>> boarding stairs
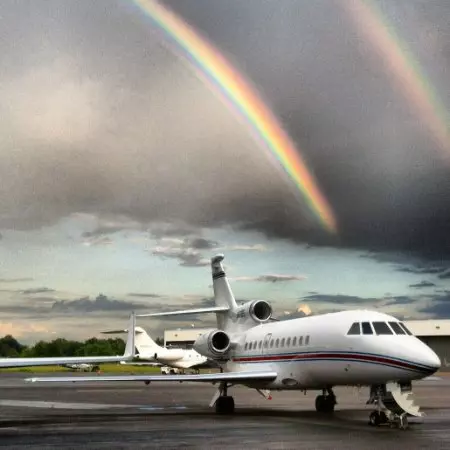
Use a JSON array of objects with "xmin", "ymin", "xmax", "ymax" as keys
[{"xmin": 381, "ymin": 382, "xmax": 423, "ymax": 418}]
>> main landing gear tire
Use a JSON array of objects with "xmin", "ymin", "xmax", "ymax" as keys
[
  {"xmin": 215, "ymin": 396, "xmax": 235, "ymax": 415},
  {"xmin": 315, "ymin": 395, "xmax": 335, "ymax": 413},
  {"xmin": 368, "ymin": 411, "xmax": 388, "ymax": 426}
]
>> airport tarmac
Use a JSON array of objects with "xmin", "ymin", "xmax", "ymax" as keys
[{"xmin": 0, "ymin": 373, "xmax": 449, "ymax": 449}]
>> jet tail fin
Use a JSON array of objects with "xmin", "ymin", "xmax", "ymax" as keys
[
  {"xmin": 123, "ymin": 312, "xmax": 136, "ymax": 358},
  {"xmin": 136, "ymin": 254, "xmax": 236, "ymax": 330}
]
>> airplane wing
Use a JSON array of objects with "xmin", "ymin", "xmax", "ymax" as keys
[
  {"xmin": 25, "ymin": 370, "xmax": 277, "ymax": 384},
  {"xmin": 0, "ymin": 313, "xmax": 136, "ymax": 369}
]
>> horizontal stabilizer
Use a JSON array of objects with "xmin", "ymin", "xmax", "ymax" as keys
[
  {"xmin": 101, "ymin": 327, "xmax": 144, "ymax": 335},
  {"xmin": 137, "ymin": 306, "xmax": 229, "ymax": 318},
  {"xmin": 25, "ymin": 370, "xmax": 277, "ymax": 384}
]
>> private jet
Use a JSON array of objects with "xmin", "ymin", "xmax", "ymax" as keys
[
  {"xmin": 102, "ymin": 326, "xmax": 209, "ymax": 374},
  {"xmin": 26, "ymin": 255, "xmax": 440, "ymax": 429}
]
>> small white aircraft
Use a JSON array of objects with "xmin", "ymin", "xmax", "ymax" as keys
[
  {"xmin": 62, "ymin": 363, "xmax": 98, "ymax": 372},
  {"xmin": 102, "ymin": 326, "xmax": 208, "ymax": 373},
  {"xmin": 26, "ymin": 255, "xmax": 440, "ymax": 429},
  {"xmin": 0, "ymin": 314, "xmax": 135, "ymax": 369}
]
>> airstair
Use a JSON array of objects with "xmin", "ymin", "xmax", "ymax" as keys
[
  {"xmin": 366, "ymin": 381, "xmax": 423, "ymax": 428},
  {"xmin": 382, "ymin": 382, "xmax": 423, "ymax": 418}
]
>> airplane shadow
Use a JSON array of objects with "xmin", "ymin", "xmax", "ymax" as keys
[{"xmin": 0, "ymin": 407, "xmax": 426, "ymax": 430}]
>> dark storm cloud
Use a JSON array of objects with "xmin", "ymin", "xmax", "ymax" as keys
[
  {"xmin": 384, "ymin": 296, "xmax": 415, "ymax": 306},
  {"xmin": 128, "ymin": 292, "xmax": 161, "ymax": 299},
  {"xmin": 0, "ymin": 278, "xmax": 33, "ymax": 283},
  {"xmin": 235, "ymin": 274, "xmax": 306, "ymax": 283},
  {"xmin": 304, "ymin": 294, "xmax": 379, "ymax": 304},
  {"xmin": 187, "ymin": 238, "xmax": 219, "ymax": 250},
  {"xmin": 409, "ymin": 281, "xmax": 436, "ymax": 288},
  {"xmin": 419, "ymin": 293, "xmax": 450, "ymax": 318},
  {"xmin": 50, "ymin": 294, "xmax": 146, "ymax": 313},
  {"xmin": 1, "ymin": 0, "xmax": 450, "ymax": 261},
  {"xmin": 399, "ymin": 266, "xmax": 448, "ymax": 275},
  {"xmin": 21, "ymin": 287, "xmax": 55, "ymax": 295},
  {"xmin": 438, "ymin": 271, "xmax": 450, "ymax": 279}
]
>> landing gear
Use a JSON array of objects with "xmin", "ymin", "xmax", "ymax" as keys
[
  {"xmin": 367, "ymin": 384, "xmax": 409, "ymax": 430},
  {"xmin": 215, "ymin": 395, "xmax": 235, "ymax": 414},
  {"xmin": 212, "ymin": 382, "xmax": 235, "ymax": 415},
  {"xmin": 315, "ymin": 388, "xmax": 336, "ymax": 413},
  {"xmin": 369, "ymin": 410, "xmax": 388, "ymax": 426}
]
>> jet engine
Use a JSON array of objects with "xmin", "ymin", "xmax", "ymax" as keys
[
  {"xmin": 193, "ymin": 329, "xmax": 231, "ymax": 359},
  {"xmin": 239, "ymin": 299, "xmax": 273, "ymax": 323}
]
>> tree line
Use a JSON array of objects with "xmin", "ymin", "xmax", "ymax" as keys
[{"xmin": 0, "ymin": 335, "xmax": 164, "ymax": 358}]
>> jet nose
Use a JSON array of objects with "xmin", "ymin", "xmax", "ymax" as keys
[{"xmin": 422, "ymin": 347, "xmax": 441, "ymax": 374}]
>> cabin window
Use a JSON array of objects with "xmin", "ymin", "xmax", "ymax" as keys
[
  {"xmin": 389, "ymin": 321, "xmax": 405, "ymax": 335},
  {"xmin": 361, "ymin": 322, "xmax": 373, "ymax": 335},
  {"xmin": 270, "ymin": 339, "xmax": 274, "ymax": 348},
  {"xmin": 263, "ymin": 340, "xmax": 268, "ymax": 348},
  {"xmin": 281, "ymin": 338, "xmax": 285, "ymax": 347},
  {"xmin": 372, "ymin": 321, "xmax": 393, "ymax": 335},
  {"xmin": 305, "ymin": 335, "xmax": 310, "ymax": 345},
  {"xmin": 275, "ymin": 338, "xmax": 279, "ymax": 348},
  {"xmin": 258, "ymin": 341, "xmax": 262, "ymax": 349},
  {"xmin": 399, "ymin": 323, "xmax": 413, "ymax": 335},
  {"xmin": 292, "ymin": 337, "xmax": 297, "ymax": 346},
  {"xmin": 347, "ymin": 322, "xmax": 360, "ymax": 335},
  {"xmin": 286, "ymin": 337, "xmax": 291, "ymax": 347},
  {"xmin": 245, "ymin": 343, "xmax": 248, "ymax": 350},
  {"xmin": 299, "ymin": 336, "xmax": 303, "ymax": 346}
]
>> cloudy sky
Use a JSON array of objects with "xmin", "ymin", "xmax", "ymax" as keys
[{"xmin": 1, "ymin": 0, "xmax": 450, "ymax": 343}]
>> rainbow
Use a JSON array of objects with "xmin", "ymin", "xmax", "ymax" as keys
[
  {"xmin": 341, "ymin": 0, "xmax": 450, "ymax": 157},
  {"xmin": 131, "ymin": 0, "xmax": 337, "ymax": 233}
]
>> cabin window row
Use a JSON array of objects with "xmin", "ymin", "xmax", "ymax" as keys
[
  {"xmin": 244, "ymin": 335, "xmax": 310, "ymax": 351},
  {"xmin": 347, "ymin": 321, "xmax": 412, "ymax": 336}
]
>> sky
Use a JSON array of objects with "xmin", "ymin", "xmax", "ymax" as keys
[{"xmin": 1, "ymin": 0, "xmax": 450, "ymax": 343}]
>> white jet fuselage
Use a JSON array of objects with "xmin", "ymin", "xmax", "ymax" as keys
[
  {"xmin": 221, "ymin": 310, "xmax": 440, "ymax": 389},
  {"xmin": 137, "ymin": 348, "xmax": 207, "ymax": 369}
]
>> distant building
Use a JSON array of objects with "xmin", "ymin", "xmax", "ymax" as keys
[
  {"xmin": 164, "ymin": 328, "xmax": 214, "ymax": 349},
  {"xmin": 404, "ymin": 319, "xmax": 450, "ymax": 371}
]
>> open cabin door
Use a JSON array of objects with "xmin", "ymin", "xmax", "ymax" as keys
[{"xmin": 262, "ymin": 333, "xmax": 272, "ymax": 355}]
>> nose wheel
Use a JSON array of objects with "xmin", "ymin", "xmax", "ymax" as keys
[{"xmin": 369, "ymin": 411, "xmax": 388, "ymax": 426}]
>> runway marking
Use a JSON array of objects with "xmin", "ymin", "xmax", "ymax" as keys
[
  {"xmin": 139, "ymin": 406, "xmax": 188, "ymax": 411},
  {"xmin": 0, "ymin": 400, "xmax": 132, "ymax": 410},
  {"xmin": 76, "ymin": 389, "xmax": 145, "ymax": 393}
]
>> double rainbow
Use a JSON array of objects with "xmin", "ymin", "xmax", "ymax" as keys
[{"xmin": 342, "ymin": 0, "xmax": 450, "ymax": 157}]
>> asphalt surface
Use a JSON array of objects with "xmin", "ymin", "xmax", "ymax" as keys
[{"xmin": 0, "ymin": 373, "xmax": 448, "ymax": 449}]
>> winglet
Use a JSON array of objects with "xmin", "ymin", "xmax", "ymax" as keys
[{"xmin": 123, "ymin": 312, "xmax": 136, "ymax": 358}]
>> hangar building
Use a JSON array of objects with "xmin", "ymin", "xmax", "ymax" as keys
[
  {"xmin": 164, "ymin": 328, "xmax": 214, "ymax": 349},
  {"xmin": 404, "ymin": 319, "xmax": 450, "ymax": 371},
  {"xmin": 165, "ymin": 320, "xmax": 450, "ymax": 371}
]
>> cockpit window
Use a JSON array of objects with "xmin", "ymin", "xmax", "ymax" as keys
[
  {"xmin": 399, "ymin": 322, "xmax": 413, "ymax": 335},
  {"xmin": 361, "ymin": 322, "xmax": 373, "ymax": 335},
  {"xmin": 347, "ymin": 322, "xmax": 360, "ymax": 335},
  {"xmin": 389, "ymin": 321, "xmax": 406, "ymax": 335},
  {"xmin": 372, "ymin": 321, "xmax": 393, "ymax": 335}
]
